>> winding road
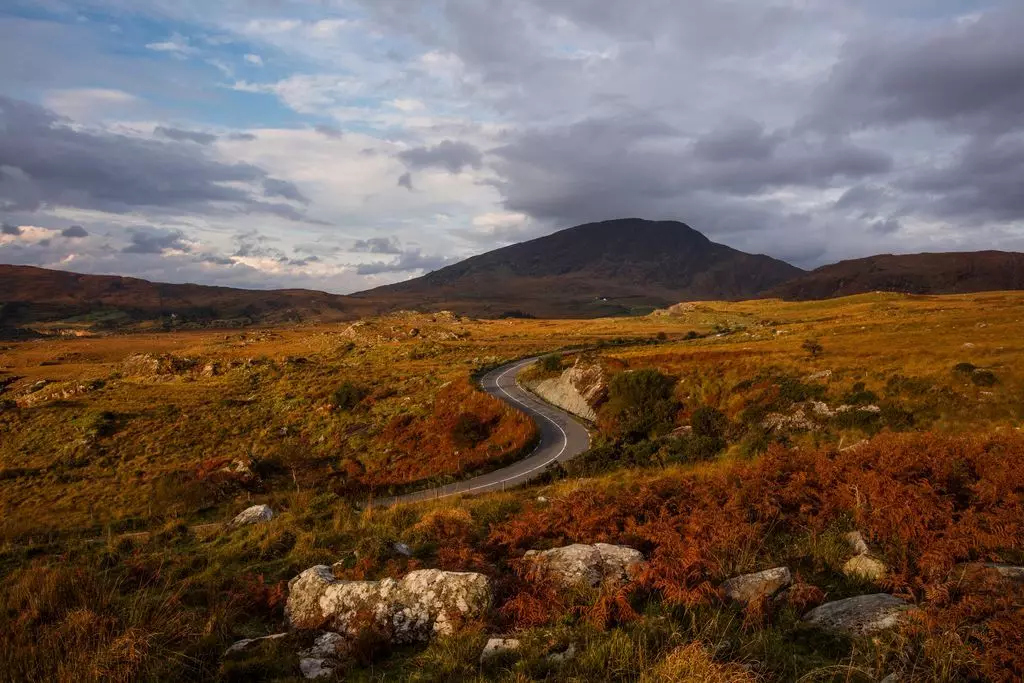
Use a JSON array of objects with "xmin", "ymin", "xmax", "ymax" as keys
[{"xmin": 372, "ymin": 357, "xmax": 591, "ymax": 507}]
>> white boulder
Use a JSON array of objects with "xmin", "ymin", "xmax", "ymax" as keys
[
  {"xmin": 228, "ymin": 504, "xmax": 273, "ymax": 529},
  {"xmin": 802, "ymin": 594, "xmax": 913, "ymax": 635},
  {"xmin": 720, "ymin": 567, "xmax": 792, "ymax": 604},
  {"xmin": 524, "ymin": 543, "xmax": 646, "ymax": 588},
  {"xmin": 480, "ymin": 638, "xmax": 521, "ymax": 663}
]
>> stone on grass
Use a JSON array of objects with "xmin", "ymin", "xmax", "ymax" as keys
[
  {"xmin": 393, "ymin": 542, "xmax": 412, "ymax": 557},
  {"xmin": 298, "ymin": 632, "xmax": 347, "ymax": 680},
  {"xmin": 721, "ymin": 567, "xmax": 792, "ymax": 604},
  {"xmin": 524, "ymin": 543, "xmax": 646, "ymax": 588},
  {"xmin": 845, "ymin": 531, "xmax": 870, "ymax": 556},
  {"xmin": 480, "ymin": 638, "xmax": 521, "ymax": 663},
  {"xmin": 802, "ymin": 594, "xmax": 913, "ymax": 636},
  {"xmin": 286, "ymin": 567, "xmax": 491, "ymax": 644},
  {"xmin": 223, "ymin": 632, "xmax": 287, "ymax": 656},
  {"xmin": 228, "ymin": 504, "xmax": 273, "ymax": 529}
]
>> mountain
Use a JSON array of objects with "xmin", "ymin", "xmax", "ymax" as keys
[
  {"xmin": 0, "ymin": 265, "xmax": 370, "ymax": 333},
  {"xmin": 767, "ymin": 251, "xmax": 1024, "ymax": 300},
  {"xmin": 353, "ymin": 219, "xmax": 805, "ymax": 317}
]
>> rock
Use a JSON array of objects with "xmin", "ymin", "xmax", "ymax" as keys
[
  {"xmin": 228, "ymin": 504, "xmax": 273, "ymax": 529},
  {"xmin": 201, "ymin": 362, "xmax": 220, "ymax": 377},
  {"xmin": 845, "ymin": 531, "xmax": 870, "ymax": 556},
  {"xmin": 480, "ymin": 638, "xmax": 521, "ymax": 663},
  {"xmin": 524, "ymin": 543, "xmax": 646, "ymax": 588},
  {"xmin": 989, "ymin": 564, "xmax": 1024, "ymax": 582},
  {"xmin": 536, "ymin": 496, "xmax": 548, "ymax": 504},
  {"xmin": 223, "ymin": 632, "xmax": 288, "ymax": 656},
  {"xmin": 393, "ymin": 542, "xmax": 413, "ymax": 557},
  {"xmin": 843, "ymin": 555, "xmax": 887, "ymax": 582},
  {"xmin": 526, "ymin": 359, "xmax": 607, "ymax": 421},
  {"xmin": 285, "ymin": 567, "xmax": 491, "ymax": 644},
  {"xmin": 720, "ymin": 567, "xmax": 792, "ymax": 604},
  {"xmin": 547, "ymin": 643, "xmax": 577, "ymax": 664},
  {"xmin": 948, "ymin": 563, "xmax": 1024, "ymax": 591},
  {"xmin": 298, "ymin": 632, "xmax": 347, "ymax": 679},
  {"xmin": 802, "ymin": 594, "xmax": 913, "ymax": 635},
  {"xmin": 805, "ymin": 369, "xmax": 833, "ymax": 382}
]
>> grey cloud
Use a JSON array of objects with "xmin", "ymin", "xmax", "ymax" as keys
[
  {"xmin": 61, "ymin": 224, "xmax": 89, "ymax": 238},
  {"xmin": 870, "ymin": 218, "xmax": 902, "ymax": 235},
  {"xmin": 356, "ymin": 249, "xmax": 456, "ymax": 275},
  {"xmin": 227, "ymin": 132, "xmax": 257, "ymax": 141},
  {"xmin": 314, "ymin": 124, "xmax": 343, "ymax": 139},
  {"xmin": 693, "ymin": 120, "xmax": 783, "ymax": 162},
  {"xmin": 813, "ymin": 6, "xmax": 1024, "ymax": 134},
  {"xmin": 352, "ymin": 236, "xmax": 402, "ymax": 254},
  {"xmin": 263, "ymin": 178, "xmax": 309, "ymax": 203},
  {"xmin": 1, "ymin": 223, "xmax": 21, "ymax": 236},
  {"xmin": 233, "ymin": 230, "xmax": 288, "ymax": 262},
  {"xmin": 0, "ymin": 96, "xmax": 313, "ymax": 220},
  {"xmin": 154, "ymin": 126, "xmax": 217, "ymax": 145},
  {"xmin": 198, "ymin": 253, "xmax": 235, "ymax": 265},
  {"xmin": 397, "ymin": 172, "xmax": 414, "ymax": 191},
  {"xmin": 398, "ymin": 140, "xmax": 483, "ymax": 173},
  {"xmin": 122, "ymin": 227, "xmax": 191, "ymax": 254}
]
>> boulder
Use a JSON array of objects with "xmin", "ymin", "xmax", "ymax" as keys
[
  {"xmin": 802, "ymin": 594, "xmax": 913, "ymax": 635},
  {"xmin": 228, "ymin": 504, "xmax": 273, "ymax": 529},
  {"xmin": 286, "ymin": 567, "xmax": 491, "ymax": 644},
  {"xmin": 720, "ymin": 567, "xmax": 792, "ymax": 604},
  {"xmin": 298, "ymin": 632, "xmax": 347, "ymax": 680},
  {"xmin": 223, "ymin": 632, "xmax": 288, "ymax": 656},
  {"xmin": 844, "ymin": 531, "xmax": 870, "ymax": 556},
  {"xmin": 843, "ymin": 555, "xmax": 887, "ymax": 582},
  {"xmin": 526, "ymin": 359, "xmax": 607, "ymax": 421},
  {"xmin": 524, "ymin": 543, "xmax": 646, "ymax": 588},
  {"xmin": 480, "ymin": 638, "xmax": 521, "ymax": 663}
]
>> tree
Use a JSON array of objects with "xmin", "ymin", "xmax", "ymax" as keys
[
  {"xmin": 802, "ymin": 338, "xmax": 823, "ymax": 358},
  {"xmin": 600, "ymin": 369, "xmax": 680, "ymax": 442},
  {"xmin": 539, "ymin": 354, "xmax": 562, "ymax": 373}
]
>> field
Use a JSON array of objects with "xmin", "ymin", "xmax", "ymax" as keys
[{"xmin": 1, "ymin": 293, "xmax": 1023, "ymax": 681}]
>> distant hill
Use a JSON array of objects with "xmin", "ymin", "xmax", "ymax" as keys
[
  {"xmin": 353, "ymin": 218, "xmax": 805, "ymax": 317},
  {"xmin": 767, "ymin": 251, "xmax": 1024, "ymax": 300},
  {"xmin": 0, "ymin": 265, "xmax": 369, "ymax": 333}
]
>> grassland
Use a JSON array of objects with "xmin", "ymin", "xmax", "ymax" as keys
[{"xmin": 1, "ymin": 293, "xmax": 1023, "ymax": 681}]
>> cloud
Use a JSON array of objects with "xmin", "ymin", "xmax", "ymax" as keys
[
  {"xmin": 314, "ymin": 124, "xmax": 343, "ymax": 138},
  {"xmin": 122, "ymin": 227, "xmax": 191, "ymax": 254},
  {"xmin": 263, "ymin": 177, "xmax": 309, "ymax": 203},
  {"xmin": 0, "ymin": 96, "xmax": 314, "ymax": 221},
  {"xmin": 356, "ymin": 248, "xmax": 456, "ymax": 275},
  {"xmin": 398, "ymin": 140, "xmax": 484, "ymax": 173},
  {"xmin": 2, "ymin": 223, "xmax": 22, "ymax": 236},
  {"xmin": 244, "ymin": 53, "xmax": 264, "ymax": 66},
  {"xmin": 397, "ymin": 172, "xmax": 414, "ymax": 191},
  {"xmin": 351, "ymin": 236, "xmax": 402, "ymax": 254},
  {"xmin": 61, "ymin": 225, "xmax": 89, "ymax": 238},
  {"xmin": 145, "ymin": 33, "xmax": 198, "ymax": 58},
  {"xmin": 154, "ymin": 126, "xmax": 218, "ymax": 145}
]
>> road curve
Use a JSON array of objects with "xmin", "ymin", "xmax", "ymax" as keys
[{"xmin": 371, "ymin": 357, "xmax": 591, "ymax": 507}]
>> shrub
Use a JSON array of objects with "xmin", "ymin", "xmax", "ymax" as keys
[
  {"xmin": 841, "ymin": 382, "xmax": 878, "ymax": 406},
  {"xmin": 333, "ymin": 381, "xmax": 367, "ymax": 411},
  {"xmin": 971, "ymin": 369, "xmax": 997, "ymax": 387},
  {"xmin": 450, "ymin": 413, "xmax": 492, "ymax": 449},
  {"xmin": 600, "ymin": 369, "xmax": 680, "ymax": 441},
  {"xmin": 656, "ymin": 331, "xmax": 668, "ymax": 341},
  {"xmin": 663, "ymin": 434, "xmax": 726, "ymax": 464},
  {"xmin": 953, "ymin": 362, "xmax": 977, "ymax": 376},
  {"xmin": 690, "ymin": 406, "xmax": 728, "ymax": 440},
  {"xmin": 539, "ymin": 354, "xmax": 562, "ymax": 373},
  {"xmin": 801, "ymin": 338, "xmax": 823, "ymax": 357}
]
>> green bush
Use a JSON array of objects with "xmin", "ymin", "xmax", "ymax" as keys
[
  {"xmin": 690, "ymin": 406, "xmax": 728, "ymax": 440},
  {"xmin": 333, "ymin": 381, "xmax": 367, "ymax": 411},
  {"xmin": 539, "ymin": 354, "xmax": 562, "ymax": 373},
  {"xmin": 600, "ymin": 369, "xmax": 679, "ymax": 441}
]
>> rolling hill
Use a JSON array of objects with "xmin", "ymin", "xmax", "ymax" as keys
[
  {"xmin": 352, "ymin": 218, "xmax": 805, "ymax": 317},
  {"xmin": 767, "ymin": 251, "xmax": 1024, "ymax": 300}
]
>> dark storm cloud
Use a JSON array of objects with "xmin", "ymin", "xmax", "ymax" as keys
[
  {"xmin": 356, "ymin": 249, "xmax": 455, "ymax": 275},
  {"xmin": 813, "ymin": 6, "xmax": 1024, "ymax": 134},
  {"xmin": 398, "ymin": 140, "xmax": 483, "ymax": 173},
  {"xmin": 1, "ymin": 223, "xmax": 21, "ymax": 236},
  {"xmin": 263, "ymin": 177, "xmax": 309, "ymax": 203},
  {"xmin": 0, "ymin": 96, "xmax": 313, "ymax": 220},
  {"xmin": 122, "ymin": 227, "xmax": 190, "ymax": 254},
  {"xmin": 351, "ymin": 237, "xmax": 402, "ymax": 254},
  {"xmin": 61, "ymin": 225, "xmax": 89, "ymax": 238},
  {"xmin": 154, "ymin": 126, "xmax": 218, "ymax": 145}
]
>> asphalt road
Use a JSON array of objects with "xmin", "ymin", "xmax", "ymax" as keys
[{"xmin": 371, "ymin": 357, "xmax": 591, "ymax": 508}]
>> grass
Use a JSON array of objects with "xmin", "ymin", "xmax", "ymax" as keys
[{"xmin": 1, "ymin": 293, "xmax": 1023, "ymax": 680}]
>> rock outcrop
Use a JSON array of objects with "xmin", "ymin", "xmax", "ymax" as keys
[
  {"xmin": 224, "ymin": 632, "xmax": 288, "ymax": 655},
  {"xmin": 720, "ymin": 567, "xmax": 792, "ymax": 604},
  {"xmin": 802, "ymin": 594, "xmax": 913, "ymax": 635},
  {"xmin": 480, "ymin": 638, "xmax": 521, "ymax": 663},
  {"xmin": 227, "ymin": 504, "xmax": 274, "ymax": 529},
  {"xmin": 298, "ymin": 632, "xmax": 347, "ymax": 679},
  {"xmin": 525, "ymin": 358, "xmax": 607, "ymax": 421},
  {"xmin": 285, "ymin": 567, "xmax": 491, "ymax": 643},
  {"xmin": 524, "ymin": 543, "xmax": 646, "ymax": 588}
]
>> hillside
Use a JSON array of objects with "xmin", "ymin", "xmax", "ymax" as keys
[
  {"xmin": 768, "ymin": 250, "xmax": 1024, "ymax": 300},
  {"xmin": 0, "ymin": 265, "xmax": 371, "ymax": 333},
  {"xmin": 353, "ymin": 218, "xmax": 805, "ymax": 317}
]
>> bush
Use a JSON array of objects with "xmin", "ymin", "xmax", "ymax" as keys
[
  {"xmin": 690, "ymin": 406, "xmax": 728, "ymax": 440},
  {"xmin": 953, "ymin": 362, "xmax": 977, "ymax": 376},
  {"xmin": 333, "ymin": 381, "xmax": 367, "ymax": 411},
  {"xmin": 600, "ymin": 369, "xmax": 680, "ymax": 441},
  {"xmin": 451, "ymin": 413, "xmax": 492, "ymax": 449},
  {"xmin": 841, "ymin": 382, "xmax": 878, "ymax": 406},
  {"xmin": 971, "ymin": 369, "xmax": 997, "ymax": 387},
  {"xmin": 539, "ymin": 354, "xmax": 562, "ymax": 373},
  {"xmin": 801, "ymin": 338, "xmax": 823, "ymax": 357},
  {"xmin": 663, "ymin": 434, "xmax": 726, "ymax": 464}
]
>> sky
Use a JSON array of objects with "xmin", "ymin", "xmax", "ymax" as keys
[{"xmin": 1, "ymin": 0, "xmax": 1023, "ymax": 293}]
